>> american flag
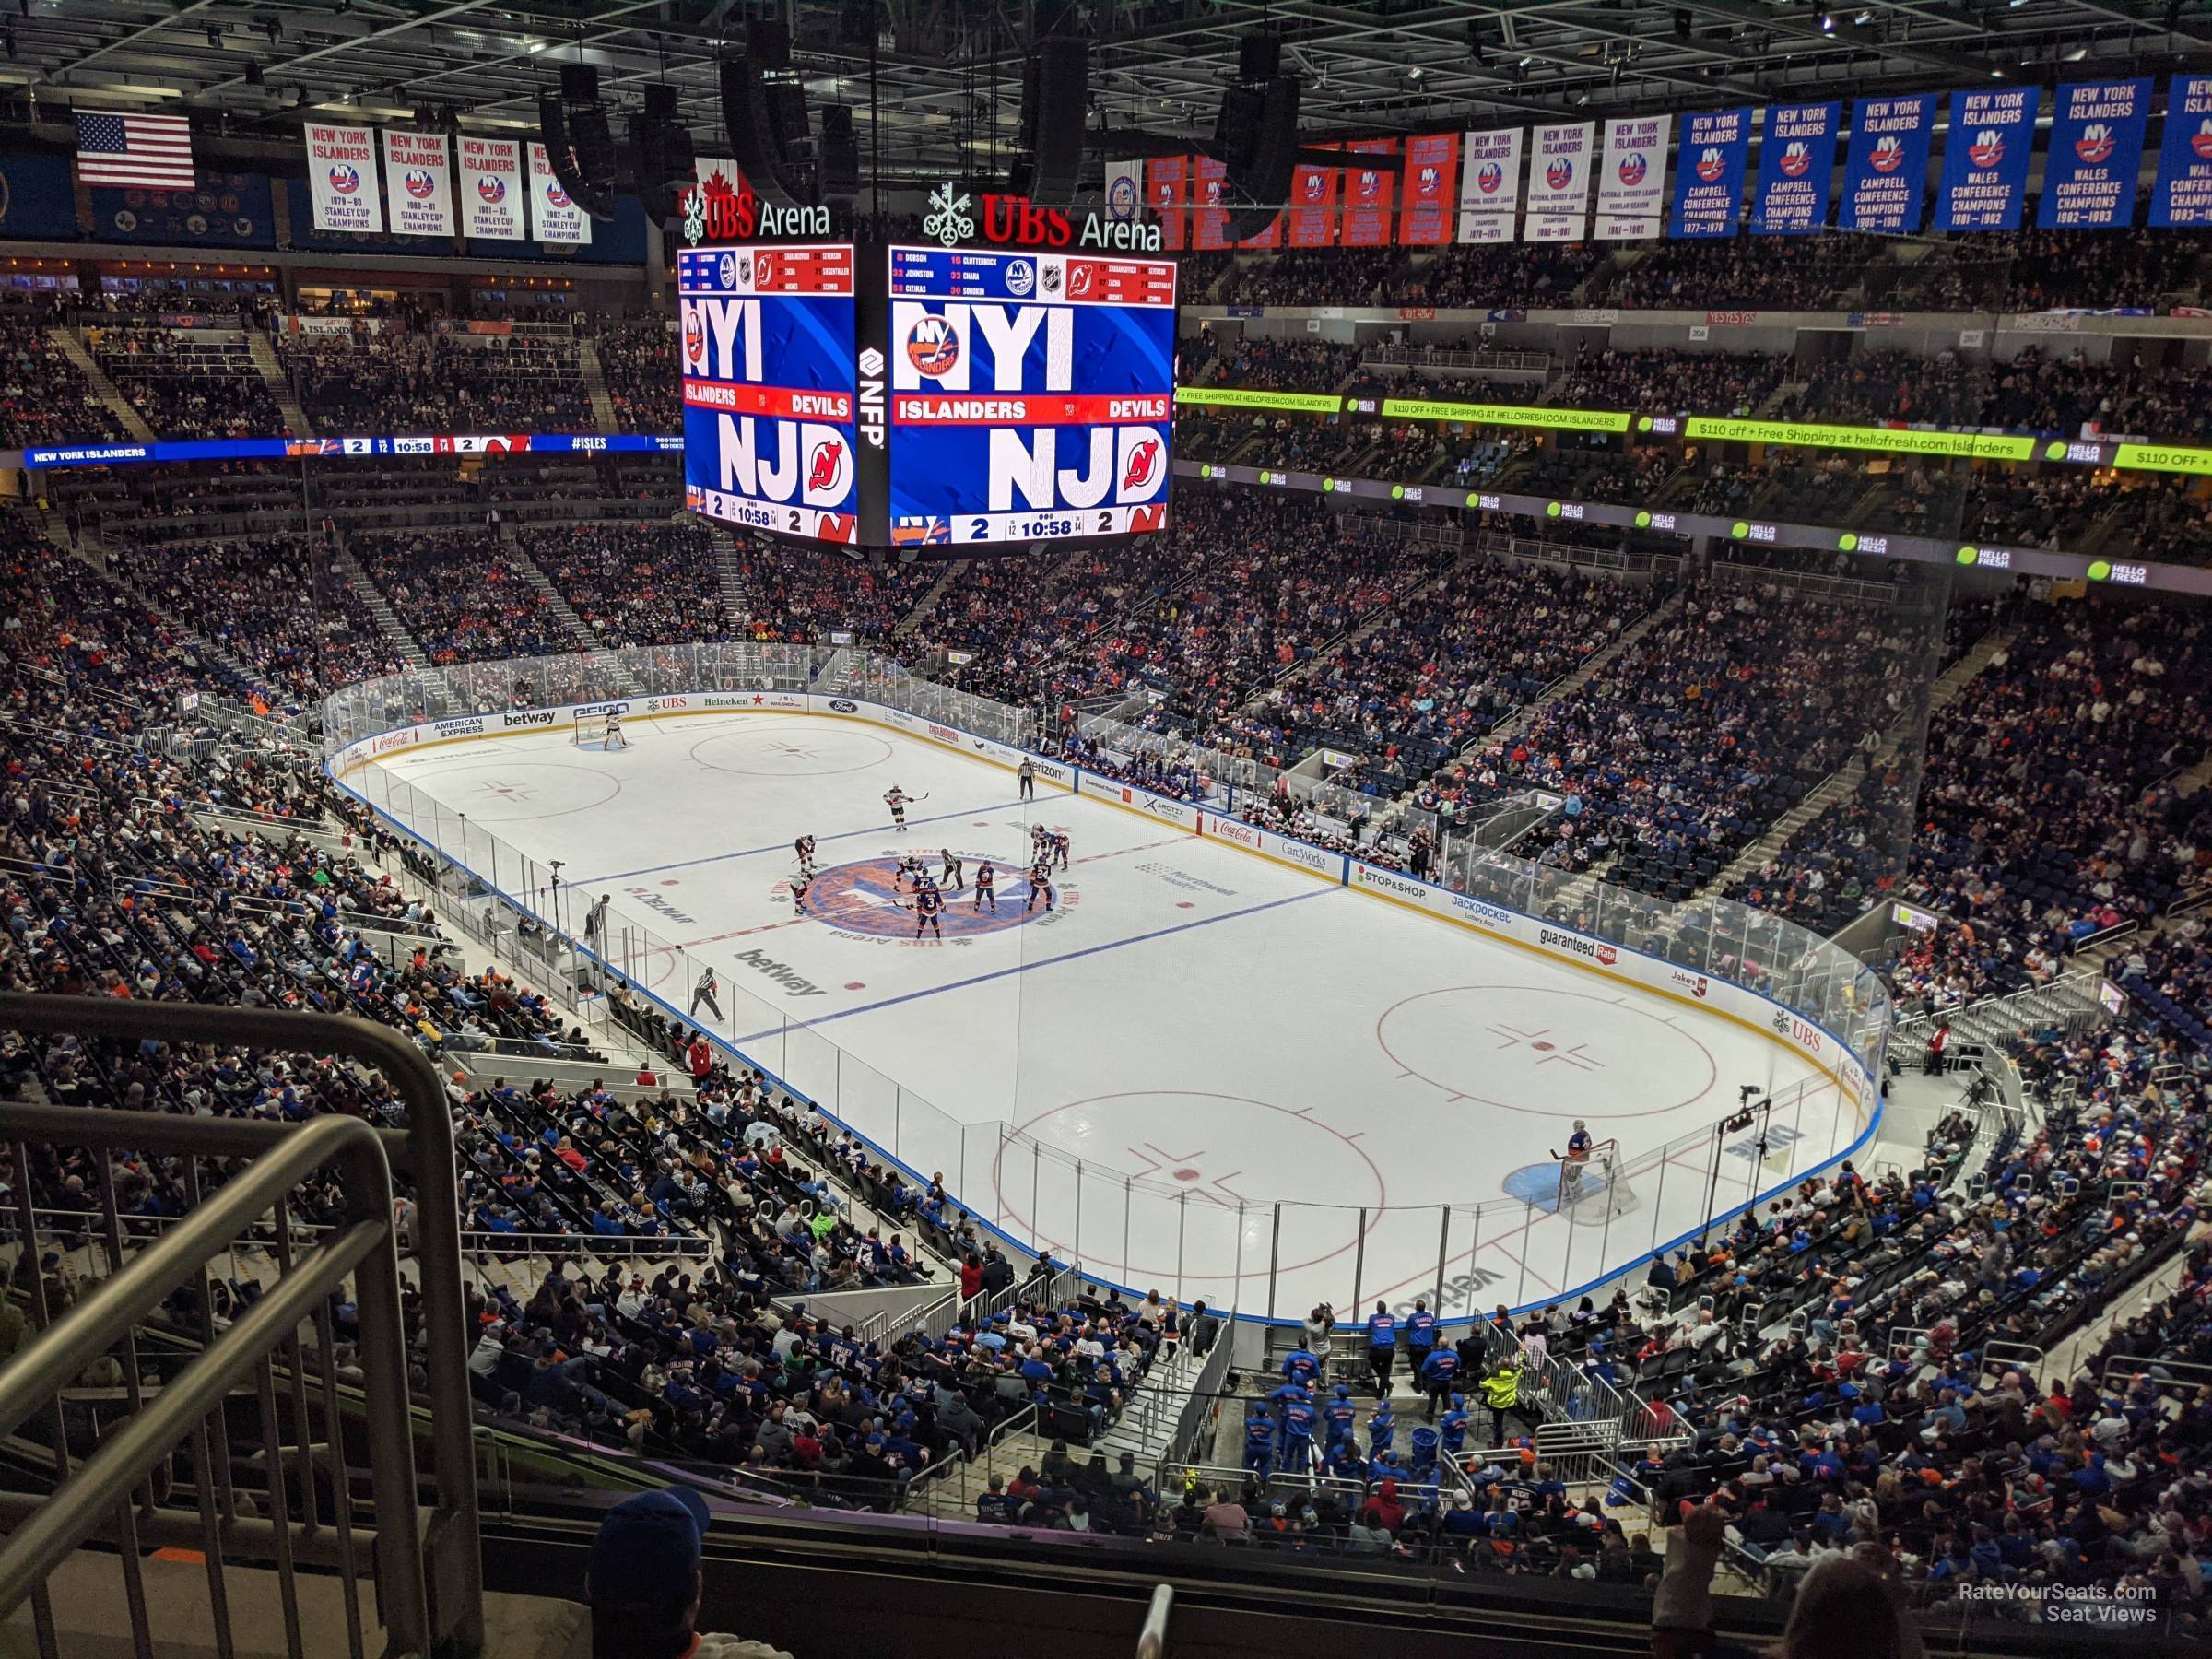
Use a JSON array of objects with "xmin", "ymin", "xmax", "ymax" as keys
[{"xmin": 74, "ymin": 110, "xmax": 195, "ymax": 190}]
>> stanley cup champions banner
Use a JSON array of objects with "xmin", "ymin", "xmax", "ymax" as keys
[
  {"xmin": 1669, "ymin": 108, "xmax": 1752, "ymax": 239},
  {"xmin": 1457, "ymin": 127, "xmax": 1523, "ymax": 244},
  {"xmin": 1934, "ymin": 86, "xmax": 2039, "ymax": 231},
  {"xmin": 1399, "ymin": 133, "xmax": 1461, "ymax": 245},
  {"xmin": 456, "ymin": 136, "xmax": 524, "ymax": 240},
  {"xmin": 1752, "ymin": 101, "xmax": 1840, "ymax": 234},
  {"xmin": 526, "ymin": 141, "xmax": 590, "ymax": 244},
  {"xmin": 1287, "ymin": 164, "xmax": 1338, "ymax": 247},
  {"xmin": 1595, "ymin": 114, "xmax": 1670, "ymax": 239},
  {"xmin": 304, "ymin": 123, "xmax": 383, "ymax": 233},
  {"xmin": 2041, "ymin": 78, "xmax": 2151, "ymax": 229},
  {"xmin": 1526, "ymin": 122, "xmax": 1595, "ymax": 241},
  {"xmin": 1144, "ymin": 157, "xmax": 1188, "ymax": 250},
  {"xmin": 1340, "ymin": 138, "xmax": 1399, "ymax": 246},
  {"xmin": 380, "ymin": 130, "xmax": 454, "ymax": 238},
  {"xmin": 1840, "ymin": 91, "xmax": 1937, "ymax": 232}
]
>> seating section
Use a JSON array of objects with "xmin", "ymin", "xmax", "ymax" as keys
[
  {"xmin": 276, "ymin": 329, "xmax": 595, "ymax": 432},
  {"xmin": 0, "ymin": 312, "xmax": 129, "ymax": 448},
  {"xmin": 521, "ymin": 522, "xmax": 729, "ymax": 645},
  {"xmin": 353, "ymin": 529, "xmax": 576, "ymax": 662},
  {"xmin": 88, "ymin": 324, "xmax": 293, "ymax": 439}
]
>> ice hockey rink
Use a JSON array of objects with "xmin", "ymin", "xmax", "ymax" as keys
[{"xmin": 358, "ymin": 709, "xmax": 1871, "ymax": 1322}]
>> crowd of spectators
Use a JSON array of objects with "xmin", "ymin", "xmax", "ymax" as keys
[
  {"xmin": 0, "ymin": 313, "xmax": 130, "ymax": 449},
  {"xmin": 89, "ymin": 324, "xmax": 294, "ymax": 439},
  {"xmin": 585, "ymin": 316, "xmax": 682, "ymax": 433},
  {"xmin": 353, "ymin": 529, "xmax": 579, "ymax": 663},
  {"xmin": 523, "ymin": 523, "xmax": 729, "ymax": 646},
  {"xmin": 278, "ymin": 328, "xmax": 595, "ymax": 432},
  {"xmin": 1890, "ymin": 214, "xmax": 2209, "ymax": 313}
]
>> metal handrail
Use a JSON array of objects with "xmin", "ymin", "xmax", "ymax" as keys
[{"xmin": 0, "ymin": 992, "xmax": 484, "ymax": 1656}]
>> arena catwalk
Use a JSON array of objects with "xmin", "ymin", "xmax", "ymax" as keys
[{"xmin": 363, "ymin": 711, "xmax": 1863, "ymax": 1319}]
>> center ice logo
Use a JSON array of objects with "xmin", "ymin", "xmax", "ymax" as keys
[{"xmin": 795, "ymin": 855, "xmax": 1067, "ymax": 941}]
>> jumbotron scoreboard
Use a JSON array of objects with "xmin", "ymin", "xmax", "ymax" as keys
[{"xmin": 678, "ymin": 237, "xmax": 1177, "ymax": 551}]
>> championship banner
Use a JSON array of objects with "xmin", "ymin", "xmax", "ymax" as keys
[
  {"xmin": 1102, "ymin": 159, "xmax": 1144, "ymax": 230},
  {"xmin": 1340, "ymin": 138, "xmax": 1399, "ymax": 246},
  {"xmin": 527, "ymin": 141, "xmax": 589, "ymax": 244},
  {"xmin": 2151, "ymin": 75, "xmax": 2212, "ymax": 228},
  {"xmin": 2040, "ymin": 78, "xmax": 2151, "ymax": 229},
  {"xmin": 1145, "ymin": 157, "xmax": 1188, "ymax": 251},
  {"xmin": 1934, "ymin": 86, "xmax": 2039, "ymax": 231},
  {"xmin": 1399, "ymin": 132, "xmax": 1461, "ymax": 245},
  {"xmin": 380, "ymin": 130, "xmax": 454, "ymax": 238},
  {"xmin": 1191, "ymin": 156, "xmax": 1230, "ymax": 250},
  {"xmin": 1840, "ymin": 91, "xmax": 1937, "ymax": 232},
  {"xmin": 1751, "ymin": 101, "xmax": 1840, "ymax": 234},
  {"xmin": 1456, "ymin": 127, "xmax": 1523, "ymax": 244},
  {"xmin": 1669, "ymin": 108, "xmax": 1751, "ymax": 239},
  {"xmin": 1595, "ymin": 114, "xmax": 1669, "ymax": 239},
  {"xmin": 303, "ymin": 123, "xmax": 382, "ymax": 233},
  {"xmin": 1237, "ymin": 186, "xmax": 1284, "ymax": 250},
  {"xmin": 1526, "ymin": 121, "xmax": 1595, "ymax": 241},
  {"xmin": 456, "ymin": 136, "xmax": 524, "ymax": 240},
  {"xmin": 1287, "ymin": 164, "xmax": 1338, "ymax": 247}
]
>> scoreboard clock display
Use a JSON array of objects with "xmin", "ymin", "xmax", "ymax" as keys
[{"xmin": 677, "ymin": 238, "xmax": 1177, "ymax": 552}]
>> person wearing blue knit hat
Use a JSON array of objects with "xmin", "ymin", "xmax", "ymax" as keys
[{"xmin": 586, "ymin": 1487, "xmax": 791, "ymax": 1659}]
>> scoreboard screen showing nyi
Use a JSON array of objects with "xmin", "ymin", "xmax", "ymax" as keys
[
  {"xmin": 884, "ymin": 245, "xmax": 1176, "ymax": 548},
  {"xmin": 679, "ymin": 243, "xmax": 860, "ymax": 545}
]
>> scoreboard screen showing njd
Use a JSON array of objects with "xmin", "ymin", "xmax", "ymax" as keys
[{"xmin": 678, "ymin": 236, "xmax": 1176, "ymax": 553}]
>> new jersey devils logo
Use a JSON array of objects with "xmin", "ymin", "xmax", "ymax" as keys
[
  {"xmin": 808, "ymin": 439, "xmax": 848, "ymax": 496},
  {"xmin": 1123, "ymin": 438, "xmax": 1160, "ymax": 493}
]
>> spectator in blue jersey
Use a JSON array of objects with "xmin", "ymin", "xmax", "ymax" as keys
[
  {"xmin": 1241, "ymin": 1404, "xmax": 1277, "ymax": 1475},
  {"xmin": 1279, "ymin": 1335, "xmax": 1321, "ymax": 1388},
  {"xmin": 1368, "ymin": 1398, "xmax": 1396, "ymax": 1460},
  {"xmin": 1405, "ymin": 1298, "xmax": 1438, "ymax": 1366},
  {"xmin": 1321, "ymin": 1382, "xmax": 1359, "ymax": 1451},
  {"xmin": 1439, "ymin": 1393, "xmax": 1471, "ymax": 1456},
  {"xmin": 1277, "ymin": 1384, "xmax": 1318, "ymax": 1474},
  {"xmin": 1418, "ymin": 1343, "xmax": 1462, "ymax": 1421},
  {"xmin": 1364, "ymin": 1301, "xmax": 1399, "ymax": 1396},
  {"xmin": 585, "ymin": 1487, "xmax": 791, "ymax": 1659}
]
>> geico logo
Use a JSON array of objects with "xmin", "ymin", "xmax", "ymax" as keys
[
  {"xmin": 714, "ymin": 415, "xmax": 855, "ymax": 509},
  {"xmin": 500, "ymin": 711, "xmax": 556, "ymax": 729},
  {"xmin": 1537, "ymin": 927, "xmax": 1597, "ymax": 959},
  {"xmin": 986, "ymin": 424, "xmax": 1171, "ymax": 513},
  {"xmin": 828, "ymin": 699, "xmax": 859, "ymax": 713},
  {"xmin": 888, "ymin": 301, "xmax": 1075, "ymax": 394}
]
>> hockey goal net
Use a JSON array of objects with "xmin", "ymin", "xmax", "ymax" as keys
[
  {"xmin": 1558, "ymin": 1137, "xmax": 1639, "ymax": 1221},
  {"xmin": 571, "ymin": 710, "xmax": 629, "ymax": 747}
]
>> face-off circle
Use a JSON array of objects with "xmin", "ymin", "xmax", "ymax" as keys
[{"xmin": 797, "ymin": 855, "xmax": 1061, "ymax": 939}]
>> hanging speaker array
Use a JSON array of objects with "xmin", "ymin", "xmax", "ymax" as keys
[{"xmin": 538, "ymin": 63, "xmax": 618, "ymax": 222}]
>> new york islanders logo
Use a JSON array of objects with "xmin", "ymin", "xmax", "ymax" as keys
[
  {"xmin": 1123, "ymin": 438, "xmax": 1161, "ymax": 493},
  {"xmin": 328, "ymin": 164, "xmax": 361, "ymax": 195},
  {"xmin": 2075, "ymin": 124, "xmax": 2115, "ymax": 164},
  {"xmin": 795, "ymin": 856, "xmax": 1067, "ymax": 941},
  {"xmin": 1357, "ymin": 170, "xmax": 1381, "ymax": 199},
  {"xmin": 1547, "ymin": 157, "xmax": 1575, "ymax": 192},
  {"xmin": 1618, "ymin": 151, "xmax": 1647, "ymax": 187},
  {"xmin": 1968, "ymin": 129, "xmax": 2006, "ymax": 169},
  {"xmin": 2194, "ymin": 118, "xmax": 2212, "ymax": 161},
  {"xmin": 904, "ymin": 315, "xmax": 959, "ymax": 377},
  {"xmin": 477, "ymin": 174, "xmax": 507, "ymax": 204},
  {"xmin": 1417, "ymin": 165, "xmax": 1441, "ymax": 195},
  {"xmin": 1302, "ymin": 172, "xmax": 1326, "ymax": 201},
  {"xmin": 682, "ymin": 310, "xmax": 704, "ymax": 365},
  {"xmin": 403, "ymin": 168, "xmax": 439, "ymax": 200},
  {"xmin": 1869, "ymin": 135, "xmax": 1906, "ymax": 173},
  {"xmin": 1780, "ymin": 140, "xmax": 1814, "ymax": 178},
  {"xmin": 1696, "ymin": 147, "xmax": 1727, "ymax": 182},
  {"xmin": 1477, "ymin": 161, "xmax": 1505, "ymax": 195},
  {"xmin": 807, "ymin": 439, "xmax": 849, "ymax": 498},
  {"xmin": 547, "ymin": 181, "xmax": 572, "ymax": 207}
]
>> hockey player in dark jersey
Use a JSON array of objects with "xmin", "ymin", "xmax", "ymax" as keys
[
  {"xmin": 1025, "ymin": 859, "xmax": 1055, "ymax": 913},
  {"xmin": 913, "ymin": 880, "xmax": 943, "ymax": 940},
  {"xmin": 1052, "ymin": 830, "xmax": 1070, "ymax": 870},
  {"xmin": 974, "ymin": 860, "xmax": 996, "ymax": 912}
]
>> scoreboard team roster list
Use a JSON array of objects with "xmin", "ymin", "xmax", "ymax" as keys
[{"xmin": 885, "ymin": 245, "xmax": 1177, "ymax": 547}]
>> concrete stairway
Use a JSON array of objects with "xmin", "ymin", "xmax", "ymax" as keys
[
  {"xmin": 330, "ymin": 543, "xmax": 432, "ymax": 669},
  {"xmin": 1234, "ymin": 548, "xmax": 1470, "ymax": 719},
  {"xmin": 49, "ymin": 325, "xmax": 154, "ymax": 441},
  {"xmin": 80, "ymin": 540, "xmax": 274, "ymax": 693},
  {"xmin": 507, "ymin": 539, "xmax": 644, "ymax": 693},
  {"xmin": 894, "ymin": 559, "xmax": 968, "ymax": 638},
  {"xmin": 1697, "ymin": 622, "xmax": 2019, "ymax": 902},
  {"xmin": 712, "ymin": 524, "xmax": 752, "ymax": 625},
  {"xmin": 576, "ymin": 338, "xmax": 619, "ymax": 434},
  {"xmin": 244, "ymin": 331, "xmax": 314, "ymax": 436}
]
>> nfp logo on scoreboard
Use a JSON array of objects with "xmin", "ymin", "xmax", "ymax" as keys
[
  {"xmin": 678, "ymin": 243, "xmax": 860, "ymax": 545},
  {"xmin": 883, "ymin": 245, "xmax": 1176, "ymax": 547}
]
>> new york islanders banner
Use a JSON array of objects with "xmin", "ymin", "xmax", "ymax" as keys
[
  {"xmin": 1595, "ymin": 114, "xmax": 1669, "ymax": 239},
  {"xmin": 1287, "ymin": 164, "xmax": 1337, "ymax": 247},
  {"xmin": 1456, "ymin": 127, "xmax": 1522, "ymax": 244},
  {"xmin": 380, "ymin": 130, "xmax": 454, "ymax": 238},
  {"xmin": 2151, "ymin": 75, "xmax": 2212, "ymax": 228},
  {"xmin": 1934, "ymin": 86, "xmax": 2039, "ymax": 231},
  {"xmin": 1669, "ymin": 108, "xmax": 1751, "ymax": 239},
  {"xmin": 1144, "ymin": 157, "xmax": 1188, "ymax": 250},
  {"xmin": 1340, "ymin": 138, "xmax": 1399, "ymax": 246},
  {"xmin": 1399, "ymin": 132, "xmax": 1461, "ymax": 245},
  {"xmin": 526, "ymin": 142, "xmax": 589, "ymax": 244},
  {"xmin": 304, "ymin": 122, "xmax": 382, "ymax": 234},
  {"xmin": 1526, "ymin": 122, "xmax": 1594, "ymax": 241},
  {"xmin": 1840, "ymin": 91, "xmax": 1937, "ymax": 233},
  {"xmin": 2040, "ymin": 79, "xmax": 2150, "ymax": 229},
  {"xmin": 1191, "ymin": 156, "xmax": 1230, "ymax": 251},
  {"xmin": 1751, "ymin": 101, "xmax": 1839, "ymax": 234},
  {"xmin": 1102, "ymin": 159, "xmax": 1144, "ymax": 231},
  {"xmin": 457, "ymin": 136, "xmax": 524, "ymax": 240}
]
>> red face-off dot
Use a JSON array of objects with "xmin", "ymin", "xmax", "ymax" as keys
[{"xmin": 1174, "ymin": 1167, "xmax": 1202, "ymax": 1181}]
